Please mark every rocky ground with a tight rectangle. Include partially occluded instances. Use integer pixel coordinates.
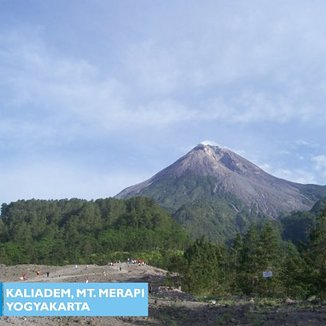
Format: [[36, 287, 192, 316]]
[[1, 263, 326, 325]]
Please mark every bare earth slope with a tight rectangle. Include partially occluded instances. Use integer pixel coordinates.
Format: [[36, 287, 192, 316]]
[[117, 144, 326, 218], [1, 264, 326, 325]]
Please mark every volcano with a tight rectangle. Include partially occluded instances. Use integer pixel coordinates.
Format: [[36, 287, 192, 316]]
[[116, 144, 326, 240]]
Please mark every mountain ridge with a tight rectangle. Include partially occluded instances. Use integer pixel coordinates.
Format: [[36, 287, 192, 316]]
[[116, 144, 326, 240]]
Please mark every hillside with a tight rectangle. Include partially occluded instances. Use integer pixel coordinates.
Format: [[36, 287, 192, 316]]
[[116, 144, 326, 241], [0, 197, 189, 265], [281, 196, 326, 244]]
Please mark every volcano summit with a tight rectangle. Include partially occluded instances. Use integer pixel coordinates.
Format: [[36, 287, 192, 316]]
[[116, 144, 326, 240]]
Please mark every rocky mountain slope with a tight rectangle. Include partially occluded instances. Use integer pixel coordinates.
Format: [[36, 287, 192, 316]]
[[116, 144, 326, 240]]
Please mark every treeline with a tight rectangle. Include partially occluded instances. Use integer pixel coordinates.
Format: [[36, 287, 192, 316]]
[[1, 196, 326, 299], [168, 214, 326, 299], [0, 197, 189, 265]]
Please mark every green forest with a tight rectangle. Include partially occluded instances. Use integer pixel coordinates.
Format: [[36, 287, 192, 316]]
[[172, 220, 323, 299], [0, 197, 326, 300], [0, 197, 189, 265]]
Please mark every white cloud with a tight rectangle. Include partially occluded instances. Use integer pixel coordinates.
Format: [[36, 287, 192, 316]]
[[296, 140, 309, 146], [200, 140, 222, 147], [0, 32, 201, 147], [3, 6, 326, 149], [2, 1, 326, 202], [113, 1, 326, 125], [312, 155, 326, 172]]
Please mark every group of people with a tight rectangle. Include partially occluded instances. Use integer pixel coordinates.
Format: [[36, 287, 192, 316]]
[[127, 258, 145, 266], [20, 270, 50, 280]]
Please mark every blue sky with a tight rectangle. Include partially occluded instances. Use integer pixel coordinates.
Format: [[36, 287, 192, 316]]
[[1, 0, 326, 204]]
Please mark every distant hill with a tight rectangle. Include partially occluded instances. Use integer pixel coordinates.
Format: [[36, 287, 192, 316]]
[[281, 196, 326, 245], [116, 144, 326, 241]]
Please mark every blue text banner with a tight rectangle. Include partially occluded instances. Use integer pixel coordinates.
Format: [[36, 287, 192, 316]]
[[1, 282, 148, 316]]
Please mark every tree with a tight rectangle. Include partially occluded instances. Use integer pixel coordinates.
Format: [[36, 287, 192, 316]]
[[236, 222, 284, 296], [307, 213, 326, 298], [281, 242, 309, 298], [182, 238, 227, 295]]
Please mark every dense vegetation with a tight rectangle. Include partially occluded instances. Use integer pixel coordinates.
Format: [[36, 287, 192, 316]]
[[0, 197, 189, 265], [168, 216, 326, 299], [1, 196, 326, 300], [280, 197, 326, 244]]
